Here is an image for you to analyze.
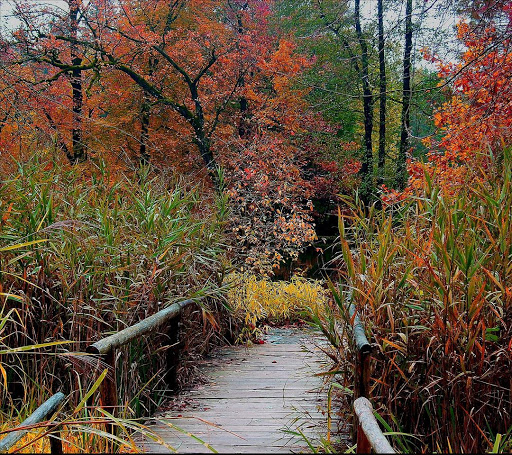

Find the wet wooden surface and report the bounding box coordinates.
[140,327,338,453]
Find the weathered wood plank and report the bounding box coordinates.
[139,327,345,453]
[150,417,326,424]
[143,443,307,454]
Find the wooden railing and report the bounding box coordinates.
[0,392,65,454]
[347,295,396,454]
[1,292,394,453]
[353,397,395,454]
[348,302,373,399]
[0,299,195,452]
[86,299,195,430]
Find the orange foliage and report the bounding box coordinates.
[407,6,512,193]
[1,0,349,271]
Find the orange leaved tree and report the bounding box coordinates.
[408,5,512,193]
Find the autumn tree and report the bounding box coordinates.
[275,0,410,203]
[408,3,512,192]
[0,0,353,271]
[86,0,324,270]
[7,0,94,163]
[220,35,321,272]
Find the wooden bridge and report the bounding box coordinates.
[140,327,338,453]
[1,298,396,454]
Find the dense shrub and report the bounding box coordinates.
[225,272,328,341]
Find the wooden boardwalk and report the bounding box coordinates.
[141,327,337,453]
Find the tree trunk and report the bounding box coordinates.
[194,121,215,172]
[69,0,85,163]
[355,0,374,204]
[139,57,157,165]
[396,0,413,190]
[44,111,71,159]
[194,127,220,190]
[236,5,251,140]
[188,81,220,190]
[377,0,387,187]
[139,101,150,165]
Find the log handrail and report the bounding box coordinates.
[85,299,196,433]
[348,301,372,401]
[354,398,395,454]
[87,300,194,355]
[345,288,396,453]
[348,302,372,355]
[0,392,65,454]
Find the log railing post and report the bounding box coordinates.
[49,428,64,455]
[99,348,118,413]
[356,348,371,400]
[355,348,372,454]
[347,293,376,454]
[356,415,372,454]
[99,348,118,436]
[166,314,181,391]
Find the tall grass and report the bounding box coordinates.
[329,150,512,452]
[0,151,228,448]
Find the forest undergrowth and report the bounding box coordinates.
[0,151,233,452]
[0,150,335,453]
[225,271,329,342]
[316,149,512,453]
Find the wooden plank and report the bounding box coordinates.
[152,424,325,432]
[149,431,321,440]
[139,327,346,453]
[157,418,324,425]
[176,396,321,402]
[162,408,324,416]
[156,414,325,422]
[205,371,320,378]
[152,420,327,429]
[189,377,321,384]
[142,442,308,453]
[184,392,323,398]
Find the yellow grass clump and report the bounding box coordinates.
[225,272,329,339]
[0,422,136,453]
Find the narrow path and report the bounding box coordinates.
[141,327,338,453]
